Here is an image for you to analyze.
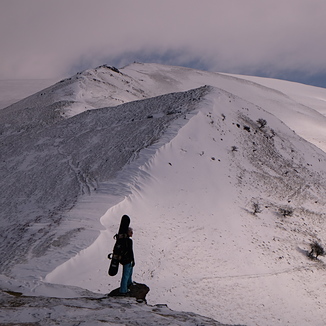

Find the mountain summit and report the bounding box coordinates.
[1,63,326,326]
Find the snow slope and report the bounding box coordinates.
[0,79,57,109]
[45,87,326,326]
[2,63,326,326]
[0,85,208,276]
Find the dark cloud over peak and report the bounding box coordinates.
[1,0,326,87]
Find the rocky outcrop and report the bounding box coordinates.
[108,282,150,303]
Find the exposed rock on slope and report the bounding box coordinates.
[0,287,241,326]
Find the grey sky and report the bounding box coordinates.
[1,0,326,87]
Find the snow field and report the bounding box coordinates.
[46,88,326,325]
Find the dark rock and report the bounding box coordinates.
[108,282,150,303]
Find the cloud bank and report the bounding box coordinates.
[1,0,326,85]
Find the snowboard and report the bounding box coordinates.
[108,215,130,276]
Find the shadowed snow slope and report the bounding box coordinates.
[1,63,326,326]
[0,86,208,276]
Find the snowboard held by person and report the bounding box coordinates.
[108,215,135,294]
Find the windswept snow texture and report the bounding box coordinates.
[2,63,326,326]
[0,85,208,276]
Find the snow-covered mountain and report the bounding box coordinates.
[0,79,58,110]
[1,63,326,326]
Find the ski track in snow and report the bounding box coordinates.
[2,63,326,326]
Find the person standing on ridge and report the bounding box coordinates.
[119,227,135,294]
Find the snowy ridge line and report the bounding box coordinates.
[1,85,210,280]
[44,86,213,284]
[126,62,326,152]
[0,79,59,110]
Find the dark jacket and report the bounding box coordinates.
[120,237,134,266]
